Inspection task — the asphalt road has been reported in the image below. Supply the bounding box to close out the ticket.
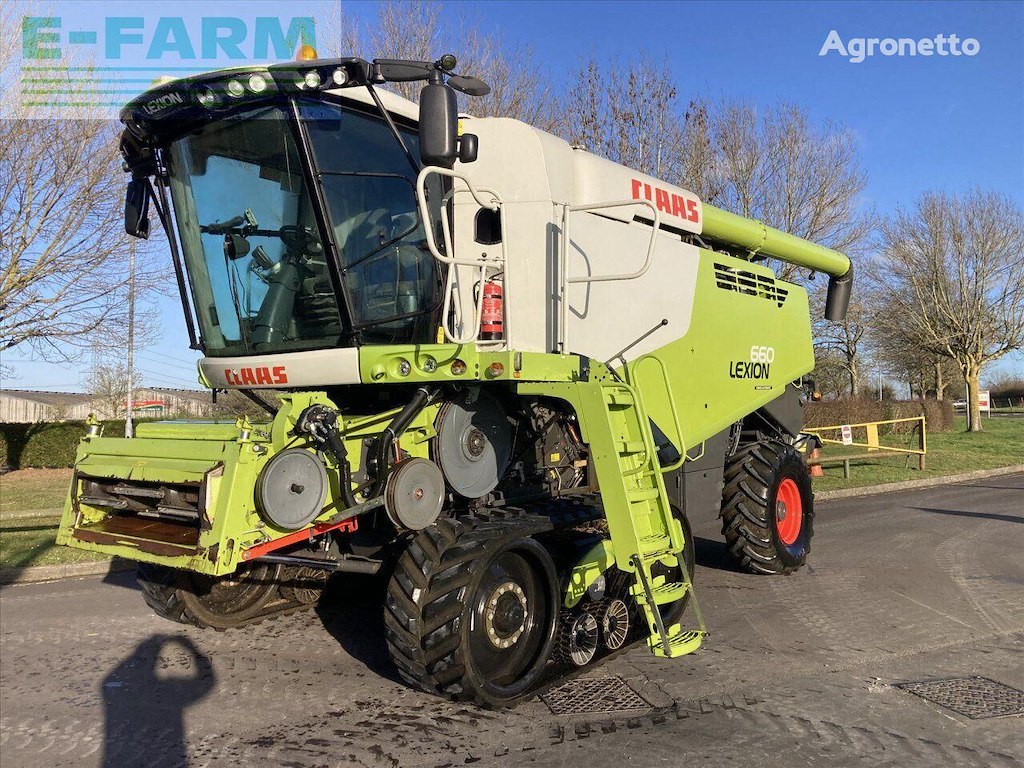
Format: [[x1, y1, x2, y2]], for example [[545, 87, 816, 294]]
[[2, 475, 1022, 768]]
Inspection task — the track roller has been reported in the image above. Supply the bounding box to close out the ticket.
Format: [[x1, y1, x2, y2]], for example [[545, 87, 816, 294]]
[[558, 610, 600, 666]]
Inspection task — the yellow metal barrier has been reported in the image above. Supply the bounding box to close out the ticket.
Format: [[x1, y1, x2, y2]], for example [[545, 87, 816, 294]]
[[804, 416, 927, 478]]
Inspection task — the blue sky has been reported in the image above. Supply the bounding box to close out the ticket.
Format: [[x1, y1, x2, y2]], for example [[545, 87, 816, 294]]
[[5, 0, 1023, 391]]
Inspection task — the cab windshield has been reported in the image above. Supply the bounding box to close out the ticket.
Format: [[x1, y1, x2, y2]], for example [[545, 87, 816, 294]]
[[165, 101, 442, 356]]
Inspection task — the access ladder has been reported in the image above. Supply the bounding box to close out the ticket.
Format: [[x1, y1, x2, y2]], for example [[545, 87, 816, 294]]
[[575, 381, 707, 657]]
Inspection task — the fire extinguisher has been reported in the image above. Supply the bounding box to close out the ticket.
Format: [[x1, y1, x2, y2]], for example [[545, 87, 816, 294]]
[[480, 280, 503, 340]]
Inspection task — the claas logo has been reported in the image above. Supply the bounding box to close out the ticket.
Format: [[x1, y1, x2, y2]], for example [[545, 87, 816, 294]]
[[224, 366, 288, 386], [631, 179, 700, 224]]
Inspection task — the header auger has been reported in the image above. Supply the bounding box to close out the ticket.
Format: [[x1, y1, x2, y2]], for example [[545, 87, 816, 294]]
[[58, 51, 851, 706]]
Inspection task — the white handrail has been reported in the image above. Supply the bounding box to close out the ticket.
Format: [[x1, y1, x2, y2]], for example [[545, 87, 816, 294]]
[[559, 198, 662, 351], [414, 165, 508, 344], [415, 166, 501, 266]]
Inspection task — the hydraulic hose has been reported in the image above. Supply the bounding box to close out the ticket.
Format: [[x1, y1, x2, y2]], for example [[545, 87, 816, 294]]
[[297, 386, 437, 512], [295, 405, 360, 509], [365, 385, 437, 499]]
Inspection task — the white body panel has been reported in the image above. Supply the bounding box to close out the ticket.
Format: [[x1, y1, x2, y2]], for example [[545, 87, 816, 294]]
[[452, 117, 701, 363], [200, 347, 360, 388]]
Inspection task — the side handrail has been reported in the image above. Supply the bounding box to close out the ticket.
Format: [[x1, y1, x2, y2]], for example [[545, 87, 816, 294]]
[[559, 198, 662, 352], [563, 199, 662, 284], [415, 166, 508, 344], [631, 353, 694, 473], [415, 166, 502, 266]]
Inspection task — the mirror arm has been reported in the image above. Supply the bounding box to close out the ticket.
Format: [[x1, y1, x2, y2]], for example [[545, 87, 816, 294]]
[[365, 84, 421, 175], [150, 174, 202, 351]]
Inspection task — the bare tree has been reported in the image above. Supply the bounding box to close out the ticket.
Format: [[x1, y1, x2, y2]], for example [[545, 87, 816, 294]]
[[560, 58, 870, 281], [874, 330, 960, 400], [810, 348, 859, 400], [562, 55, 686, 182], [873, 189, 1024, 431], [322, 1, 556, 130], [811, 285, 871, 396], [0, 13, 165, 375], [87, 363, 139, 419], [871, 307, 962, 400], [690, 98, 871, 280]]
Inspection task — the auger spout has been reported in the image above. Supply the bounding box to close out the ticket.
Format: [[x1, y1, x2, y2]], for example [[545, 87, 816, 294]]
[[700, 204, 852, 278]]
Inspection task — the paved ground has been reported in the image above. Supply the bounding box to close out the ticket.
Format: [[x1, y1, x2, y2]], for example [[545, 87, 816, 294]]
[[2, 475, 1022, 768]]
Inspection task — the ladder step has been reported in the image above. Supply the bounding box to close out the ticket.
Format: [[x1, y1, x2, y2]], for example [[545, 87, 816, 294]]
[[637, 534, 672, 555], [618, 440, 646, 455], [649, 581, 688, 605], [603, 389, 636, 407], [627, 487, 660, 502], [649, 627, 705, 658]]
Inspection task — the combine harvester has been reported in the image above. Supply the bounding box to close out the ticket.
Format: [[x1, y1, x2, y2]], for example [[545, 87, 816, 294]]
[[57, 52, 852, 706]]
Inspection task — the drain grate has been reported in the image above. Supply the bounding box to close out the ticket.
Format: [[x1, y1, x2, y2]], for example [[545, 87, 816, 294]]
[[542, 676, 652, 715], [897, 676, 1024, 719]]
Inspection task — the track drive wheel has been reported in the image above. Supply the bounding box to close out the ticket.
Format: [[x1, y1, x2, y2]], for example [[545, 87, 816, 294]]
[[137, 562, 282, 629], [721, 440, 814, 574], [384, 511, 559, 707]]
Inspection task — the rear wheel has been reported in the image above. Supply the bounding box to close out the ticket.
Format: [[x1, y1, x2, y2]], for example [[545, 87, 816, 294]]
[[384, 511, 558, 707], [721, 441, 814, 574]]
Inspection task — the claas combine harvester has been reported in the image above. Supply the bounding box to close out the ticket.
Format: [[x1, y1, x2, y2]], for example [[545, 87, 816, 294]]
[[57, 52, 853, 706]]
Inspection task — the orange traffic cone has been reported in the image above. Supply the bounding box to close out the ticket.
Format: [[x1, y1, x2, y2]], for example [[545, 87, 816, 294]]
[[809, 447, 824, 477]]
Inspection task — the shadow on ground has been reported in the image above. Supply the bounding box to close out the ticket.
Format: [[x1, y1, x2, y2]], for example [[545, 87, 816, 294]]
[[910, 505, 1022, 524], [316, 570, 405, 684], [693, 536, 740, 572], [101, 634, 214, 767]]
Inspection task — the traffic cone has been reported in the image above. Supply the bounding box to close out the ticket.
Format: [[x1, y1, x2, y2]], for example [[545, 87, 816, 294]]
[[809, 447, 824, 477]]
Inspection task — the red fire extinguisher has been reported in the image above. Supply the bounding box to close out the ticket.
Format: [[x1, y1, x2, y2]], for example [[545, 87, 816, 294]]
[[480, 280, 503, 340]]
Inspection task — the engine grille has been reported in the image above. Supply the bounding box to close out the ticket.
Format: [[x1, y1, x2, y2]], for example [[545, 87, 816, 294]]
[[714, 263, 789, 307]]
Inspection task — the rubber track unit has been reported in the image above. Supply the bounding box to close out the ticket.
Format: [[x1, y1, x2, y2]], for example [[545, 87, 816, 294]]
[[383, 498, 603, 705], [136, 563, 320, 630], [721, 441, 813, 575]]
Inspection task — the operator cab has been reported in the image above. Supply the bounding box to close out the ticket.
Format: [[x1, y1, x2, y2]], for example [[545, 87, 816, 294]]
[[120, 56, 484, 358]]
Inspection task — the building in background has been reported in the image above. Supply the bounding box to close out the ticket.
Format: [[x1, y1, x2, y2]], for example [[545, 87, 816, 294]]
[[0, 388, 213, 423]]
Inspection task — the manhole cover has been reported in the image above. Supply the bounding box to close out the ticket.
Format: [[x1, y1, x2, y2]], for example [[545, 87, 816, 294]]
[[541, 676, 652, 715], [897, 676, 1024, 719]]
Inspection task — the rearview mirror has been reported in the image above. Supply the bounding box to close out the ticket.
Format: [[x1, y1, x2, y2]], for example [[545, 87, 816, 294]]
[[419, 79, 458, 167], [125, 179, 151, 239]]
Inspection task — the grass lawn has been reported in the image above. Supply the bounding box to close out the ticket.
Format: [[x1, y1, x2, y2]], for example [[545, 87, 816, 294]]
[[0, 469, 107, 568], [812, 416, 1024, 492], [0, 468, 72, 514], [0, 515, 109, 569]]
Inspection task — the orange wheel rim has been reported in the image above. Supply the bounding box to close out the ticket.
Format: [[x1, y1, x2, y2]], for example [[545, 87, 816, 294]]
[[775, 478, 803, 546]]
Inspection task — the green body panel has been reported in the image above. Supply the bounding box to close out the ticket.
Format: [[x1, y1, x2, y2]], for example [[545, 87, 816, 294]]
[[626, 249, 814, 457], [701, 204, 851, 278], [358, 345, 587, 384], [520, 379, 705, 657], [564, 538, 615, 609], [55, 428, 264, 575]]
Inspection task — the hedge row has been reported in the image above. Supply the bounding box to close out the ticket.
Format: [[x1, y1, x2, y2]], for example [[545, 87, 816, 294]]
[[805, 398, 955, 434], [0, 420, 135, 470]]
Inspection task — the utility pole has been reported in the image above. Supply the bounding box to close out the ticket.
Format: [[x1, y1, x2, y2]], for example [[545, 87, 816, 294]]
[[125, 247, 135, 438]]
